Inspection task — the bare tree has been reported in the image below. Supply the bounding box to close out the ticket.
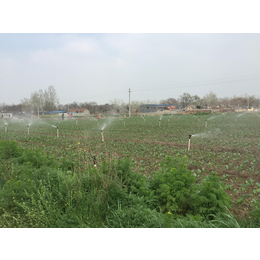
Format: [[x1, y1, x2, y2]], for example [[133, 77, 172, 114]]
[[203, 91, 218, 108], [178, 93, 193, 108]]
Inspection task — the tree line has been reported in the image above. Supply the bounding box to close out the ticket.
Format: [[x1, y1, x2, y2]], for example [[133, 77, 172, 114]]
[[1, 87, 260, 116]]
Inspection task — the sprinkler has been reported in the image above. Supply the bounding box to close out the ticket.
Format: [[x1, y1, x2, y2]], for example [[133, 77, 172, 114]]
[[4, 123, 7, 133], [92, 156, 97, 167], [76, 119, 78, 125], [159, 118, 161, 127], [52, 125, 59, 137], [28, 124, 30, 135], [188, 134, 192, 151], [123, 118, 126, 127], [205, 119, 208, 130], [101, 129, 104, 142]]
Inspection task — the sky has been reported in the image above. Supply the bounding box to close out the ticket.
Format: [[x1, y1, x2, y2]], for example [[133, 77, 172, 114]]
[[1, 1, 260, 106], [1, 33, 260, 106]]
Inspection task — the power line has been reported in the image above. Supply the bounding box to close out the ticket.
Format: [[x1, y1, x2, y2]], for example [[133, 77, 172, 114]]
[[133, 74, 260, 92]]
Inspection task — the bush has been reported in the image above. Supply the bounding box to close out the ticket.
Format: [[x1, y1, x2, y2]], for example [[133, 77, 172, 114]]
[[192, 173, 231, 218], [150, 156, 197, 214], [0, 140, 22, 159]]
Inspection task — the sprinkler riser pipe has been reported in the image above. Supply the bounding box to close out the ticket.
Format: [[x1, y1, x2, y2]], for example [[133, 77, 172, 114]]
[[188, 139, 191, 151], [101, 132, 104, 142], [57, 129, 59, 137], [124, 121, 125, 127], [159, 121, 161, 127], [28, 126, 30, 135], [5, 125, 7, 133]]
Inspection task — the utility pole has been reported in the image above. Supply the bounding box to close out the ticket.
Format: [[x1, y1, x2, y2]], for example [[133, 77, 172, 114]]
[[129, 88, 131, 117]]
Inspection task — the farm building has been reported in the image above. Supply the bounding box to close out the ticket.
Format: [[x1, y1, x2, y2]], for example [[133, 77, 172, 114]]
[[140, 104, 182, 113], [45, 111, 67, 116], [186, 105, 197, 111], [0, 112, 13, 118], [68, 108, 90, 116]]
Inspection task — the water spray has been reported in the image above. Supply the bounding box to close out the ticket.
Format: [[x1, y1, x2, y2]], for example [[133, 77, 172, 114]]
[[188, 134, 192, 151]]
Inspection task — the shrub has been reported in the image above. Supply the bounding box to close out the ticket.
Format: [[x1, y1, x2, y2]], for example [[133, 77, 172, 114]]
[[192, 173, 231, 218], [150, 156, 197, 214], [0, 140, 22, 159]]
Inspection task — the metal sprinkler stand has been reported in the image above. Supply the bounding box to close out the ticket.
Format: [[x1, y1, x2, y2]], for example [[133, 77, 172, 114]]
[[57, 126, 59, 137], [93, 156, 97, 167], [159, 119, 161, 127], [101, 129, 104, 142], [5, 124, 7, 133], [205, 119, 208, 130], [28, 125, 30, 135], [124, 119, 126, 127], [188, 134, 192, 151]]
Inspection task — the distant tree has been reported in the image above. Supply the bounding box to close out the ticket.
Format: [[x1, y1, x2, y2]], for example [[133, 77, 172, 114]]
[[203, 91, 218, 108], [160, 98, 179, 105], [20, 98, 32, 114], [30, 91, 42, 118], [178, 93, 193, 108], [47, 86, 59, 112], [191, 95, 202, 108]]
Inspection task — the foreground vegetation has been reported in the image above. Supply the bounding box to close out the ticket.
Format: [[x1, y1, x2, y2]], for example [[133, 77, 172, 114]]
[[1, 112, 260, 227]]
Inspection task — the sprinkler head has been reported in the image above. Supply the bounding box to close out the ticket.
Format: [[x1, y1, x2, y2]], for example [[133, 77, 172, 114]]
[[101, 129, 103, 132], [28, 125, 29, 127], [56, 126, 58, 129], [206, 119, 208, 121], [189, 134, 192, 139]]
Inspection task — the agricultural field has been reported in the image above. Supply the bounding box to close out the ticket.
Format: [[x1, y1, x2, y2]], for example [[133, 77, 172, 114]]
[[1, 112, 260, 227]]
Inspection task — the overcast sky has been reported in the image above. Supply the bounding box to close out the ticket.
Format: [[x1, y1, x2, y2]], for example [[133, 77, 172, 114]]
[[1, 33, 260, 105]]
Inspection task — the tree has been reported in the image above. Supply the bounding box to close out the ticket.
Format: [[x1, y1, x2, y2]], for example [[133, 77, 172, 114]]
[[178, 93, 193, 108], [47, 86, 59, 112], [160, 98, 178, 105], [30, 91, 42, 118], [203, 91, 218, 108], [20, 98, 32, 114], [191, 95, 202, 109]]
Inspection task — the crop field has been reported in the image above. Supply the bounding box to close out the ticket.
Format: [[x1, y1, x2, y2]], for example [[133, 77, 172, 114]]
[[1, 112, 260, 220]]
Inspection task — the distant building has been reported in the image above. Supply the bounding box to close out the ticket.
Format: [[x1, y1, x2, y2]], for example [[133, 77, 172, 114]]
[[0, 112, 13, 118], [186, 105, 197, 111], [68, 108, 90, 116], [44, 111, 67, 116], [140, 104, 182, 113]]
